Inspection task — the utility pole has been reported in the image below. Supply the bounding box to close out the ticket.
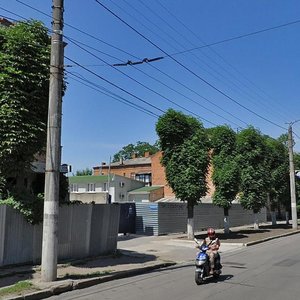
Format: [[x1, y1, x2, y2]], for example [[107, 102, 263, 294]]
[[41, 0, 64, 282], [287, 122, 299, 230]]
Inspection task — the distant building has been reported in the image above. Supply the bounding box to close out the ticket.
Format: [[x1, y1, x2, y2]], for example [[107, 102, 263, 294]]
[[69, 174, 145, 204], [0, 17, 13, 27], [93, 151, 215, 201], [94, 152, 152, 186]]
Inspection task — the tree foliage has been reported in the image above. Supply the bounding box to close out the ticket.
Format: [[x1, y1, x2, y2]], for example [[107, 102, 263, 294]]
[[236, 127, 271, 213], [264, 136, 290, 211], [156, 109, 210, 238], [164, 130, 210, 206], [0, 20, 50, 189], [75, 168, 93, 176], [0, 20, 69, 223], [112, 141, 159, 162], [209, 126, 240, 214]]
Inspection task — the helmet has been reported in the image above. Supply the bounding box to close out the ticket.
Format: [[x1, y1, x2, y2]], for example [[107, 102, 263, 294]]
[[207, 228, 215, 237]]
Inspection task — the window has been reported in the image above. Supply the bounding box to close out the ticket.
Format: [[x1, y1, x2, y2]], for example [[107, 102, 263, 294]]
[[135, 173, 151, 183], [103, 182, 107, 191], [87, 183, 95, 192], [70, 184, 78, 192]]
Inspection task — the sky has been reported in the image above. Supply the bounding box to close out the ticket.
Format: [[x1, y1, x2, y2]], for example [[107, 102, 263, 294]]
[[1, 0, 300, 173]]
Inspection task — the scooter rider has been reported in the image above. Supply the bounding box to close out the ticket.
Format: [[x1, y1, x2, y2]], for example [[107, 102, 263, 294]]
[[201, 228, 220, 274]]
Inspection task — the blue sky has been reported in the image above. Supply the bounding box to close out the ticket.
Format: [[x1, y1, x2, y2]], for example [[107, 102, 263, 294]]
[[1, 0, 300, 172]]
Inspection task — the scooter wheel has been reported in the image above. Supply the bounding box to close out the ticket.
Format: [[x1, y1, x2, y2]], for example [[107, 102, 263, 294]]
[[195, 272, 204, 285]]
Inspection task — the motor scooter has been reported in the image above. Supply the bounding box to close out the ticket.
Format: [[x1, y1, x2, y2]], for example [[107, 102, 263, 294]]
[[194, 238, 222, 285]]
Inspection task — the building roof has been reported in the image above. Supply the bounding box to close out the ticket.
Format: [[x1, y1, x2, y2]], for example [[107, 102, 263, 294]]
[[0, 18, 13, 27], [69, 175, 111, 184], [96, 157, 152, 169], [128, 186, 163, 194]]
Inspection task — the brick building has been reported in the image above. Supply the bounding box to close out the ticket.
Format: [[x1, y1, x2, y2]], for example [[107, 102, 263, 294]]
[[93, 151, 215, 200]]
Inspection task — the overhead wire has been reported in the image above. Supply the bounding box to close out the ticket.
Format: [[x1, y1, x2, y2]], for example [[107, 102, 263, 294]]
[[1, 7, 223, 127], [111, 0, 252, 105], [152, 0, 291, 122], [110, 0, 249, 126], [65, 56, 166, 114], [64, 36, 218, 126], [66, 71, 160, 118], [5, 2, 292, 130], [0, 7, 166, 118], [94, 0, 288, 131], [10, 1, 291, 127], [64, 35, 240, 126], [6, 2, 238, 126], [0, 13, 160, 118]]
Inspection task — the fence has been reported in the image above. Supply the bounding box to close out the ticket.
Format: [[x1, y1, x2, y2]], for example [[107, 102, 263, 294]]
[[0, 203, 120, 267], [136, 202, 267, 235]]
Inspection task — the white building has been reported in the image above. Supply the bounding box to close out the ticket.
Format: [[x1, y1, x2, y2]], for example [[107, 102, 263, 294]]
[[69, 174, 145, 203]]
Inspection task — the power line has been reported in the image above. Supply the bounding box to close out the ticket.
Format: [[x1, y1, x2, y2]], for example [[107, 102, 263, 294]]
[[153, 0, 291, 122], [7, 4, 288, 126], [4, 3, 287, 130], [65, 35, 242, 127], [65, 56, 165, 114], [15, 0, 136, 59], [113, 0, 252, 108], [67, 71, 160, 118], [95, 0, 287, 131], [0, 7, 166, 119], [65, 36, 218, 126], [2, 6, 238, 127], [167, 19, 300, 58]]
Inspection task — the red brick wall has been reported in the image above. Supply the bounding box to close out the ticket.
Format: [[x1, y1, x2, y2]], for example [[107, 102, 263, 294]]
[[151, 151, 215, 198], [151, 152, 174, 197], [94, 165, 151, 179]]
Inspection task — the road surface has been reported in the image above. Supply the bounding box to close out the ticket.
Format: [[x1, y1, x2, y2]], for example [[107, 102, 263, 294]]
[[51, 234, 300, 300]]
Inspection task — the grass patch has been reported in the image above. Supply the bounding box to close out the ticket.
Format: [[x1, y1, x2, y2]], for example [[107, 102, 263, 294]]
[[0, 281, 36, 298], [61, 270, 113, 280]]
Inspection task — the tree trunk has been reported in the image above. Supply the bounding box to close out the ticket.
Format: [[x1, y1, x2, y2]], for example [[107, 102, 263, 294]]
[[223, 207, 230, 234], [271, 211, 277, 226], [285, 211, 289, 225], [187, 203, 194, 239], [268, 193, 277, 226], [253, 212, 259, 230]]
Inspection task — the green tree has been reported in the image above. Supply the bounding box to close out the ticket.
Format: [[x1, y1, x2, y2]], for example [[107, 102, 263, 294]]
[[209, 125, 240, 233], [156, 109, 209, 239], [236, 127, 271, 229], [75, 168, 93, 176], [112, 141, 159, 162], [264, 136, 290, 224], [0, 20, 50, 194]]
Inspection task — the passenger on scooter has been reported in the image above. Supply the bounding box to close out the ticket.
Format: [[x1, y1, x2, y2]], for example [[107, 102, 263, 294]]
[[201, 228, 220, 275]]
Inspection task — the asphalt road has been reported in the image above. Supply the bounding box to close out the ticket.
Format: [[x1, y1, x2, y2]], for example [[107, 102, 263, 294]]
[[51, 234, 300, 300]]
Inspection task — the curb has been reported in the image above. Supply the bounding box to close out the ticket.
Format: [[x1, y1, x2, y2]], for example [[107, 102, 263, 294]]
[[244, 229, 300, 246], [3, 262, 176, 300]]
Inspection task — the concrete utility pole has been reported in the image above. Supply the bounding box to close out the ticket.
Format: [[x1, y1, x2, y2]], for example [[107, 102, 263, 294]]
[[41, 0, 64, 282], [287, 122, 298, 230]]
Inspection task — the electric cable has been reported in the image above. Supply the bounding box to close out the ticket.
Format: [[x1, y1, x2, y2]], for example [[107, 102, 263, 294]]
[[152, 0, 292, 122], [94, 0, 287, 131], [65, 36, 218, 126], [9, 1, 292, 126], [66, 71, 159, 118]]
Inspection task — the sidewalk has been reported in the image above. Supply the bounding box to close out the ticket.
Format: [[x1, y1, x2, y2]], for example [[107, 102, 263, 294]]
[[1, 221, 299, 300]]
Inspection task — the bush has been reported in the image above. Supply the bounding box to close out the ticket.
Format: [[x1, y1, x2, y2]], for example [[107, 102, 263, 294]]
[[0, 188, 44, 224]]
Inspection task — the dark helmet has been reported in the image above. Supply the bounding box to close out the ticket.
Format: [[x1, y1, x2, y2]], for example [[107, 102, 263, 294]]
[[207, 227, 215, 237]]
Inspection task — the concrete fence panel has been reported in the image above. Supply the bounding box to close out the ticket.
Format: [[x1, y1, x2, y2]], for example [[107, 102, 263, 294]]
[[136, 202, 267, 235], [0, 203, 120, 267]]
